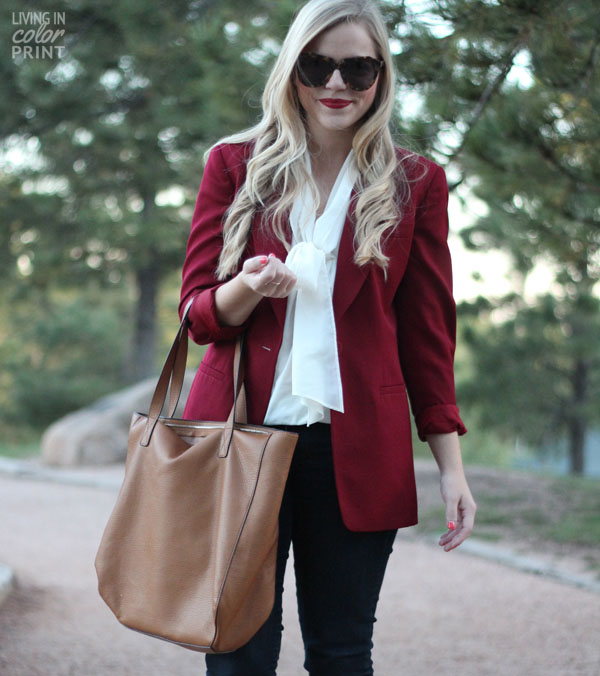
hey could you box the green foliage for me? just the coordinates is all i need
[0,292,129,428]
[458,294,600,442]
[397,0,600,473]
[0,0,308,426]
[1,0,303,381]
[0,438,42,460]
[545,476,600,546]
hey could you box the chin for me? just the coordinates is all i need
[316,112,360,132]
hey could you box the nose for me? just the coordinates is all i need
[325,68,346,89]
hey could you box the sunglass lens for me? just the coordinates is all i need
[343,58,379,90]
[297,53,331,87]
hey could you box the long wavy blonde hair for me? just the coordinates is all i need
[211,0,415,281]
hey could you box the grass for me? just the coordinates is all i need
[416,470,600,545]
[0,426,42,459]
[542,476,600,546]
[0,440,41,459]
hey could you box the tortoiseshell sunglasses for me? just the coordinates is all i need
[296,52,384,91]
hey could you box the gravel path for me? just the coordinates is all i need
[0,470,599,676]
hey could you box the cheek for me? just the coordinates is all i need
[359,83,378,109]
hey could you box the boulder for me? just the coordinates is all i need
[41,370,197,466]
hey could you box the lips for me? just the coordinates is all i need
[319,98,352,109]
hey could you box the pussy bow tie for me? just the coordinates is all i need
[283,150,357,424]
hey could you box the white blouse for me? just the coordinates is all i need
[263,149,358,426]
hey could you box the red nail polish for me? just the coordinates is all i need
[260,256,267,264]
[268,252,276,257]
[447,521,456,530]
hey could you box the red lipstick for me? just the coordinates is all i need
[319,99,351,109]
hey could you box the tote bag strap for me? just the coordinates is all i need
[141,295,247,447]
[219,333,249,457]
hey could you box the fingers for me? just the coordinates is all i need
[269,275,297,298]
[438,496,477,552]
[445,503,458,531]
[243,253,297,298]
[243,254,269,274]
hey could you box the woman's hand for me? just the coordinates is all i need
[239,253,297,298]
[425,432,477,552]
[437,468,477,552]
[214,253,296,327]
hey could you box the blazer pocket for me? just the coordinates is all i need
[380,383,406,396]
[199,361,226,382]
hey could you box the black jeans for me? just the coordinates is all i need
[206,422,397,676]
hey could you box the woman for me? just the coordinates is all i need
[179,0,477,674]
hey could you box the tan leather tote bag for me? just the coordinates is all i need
[94,300,298,653]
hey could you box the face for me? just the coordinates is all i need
[294,21,381,140]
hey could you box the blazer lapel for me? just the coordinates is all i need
[332,193,369,323]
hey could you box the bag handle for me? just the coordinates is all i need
[141,295,248,447]
[218,333,249,457]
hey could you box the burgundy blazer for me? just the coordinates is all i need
[179,141,466,532]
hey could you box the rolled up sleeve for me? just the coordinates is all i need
[186,284,249,344]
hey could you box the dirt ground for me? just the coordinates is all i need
[0,466,599,676]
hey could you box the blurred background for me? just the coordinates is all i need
[1,0,599,561]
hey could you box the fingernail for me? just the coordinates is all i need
[268,252,276,258]
[260,256,267,264]
[447,521,456,531]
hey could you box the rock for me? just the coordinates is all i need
[40,370,197,466]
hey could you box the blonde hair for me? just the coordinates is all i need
[211,0,416,281]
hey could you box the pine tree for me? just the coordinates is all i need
[1,0,299,381]
[392,0,600,473]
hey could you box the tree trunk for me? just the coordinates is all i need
[567,414,586,476]
[127,185,161,383]
[567,358,588,475]
[129,259,160,382]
